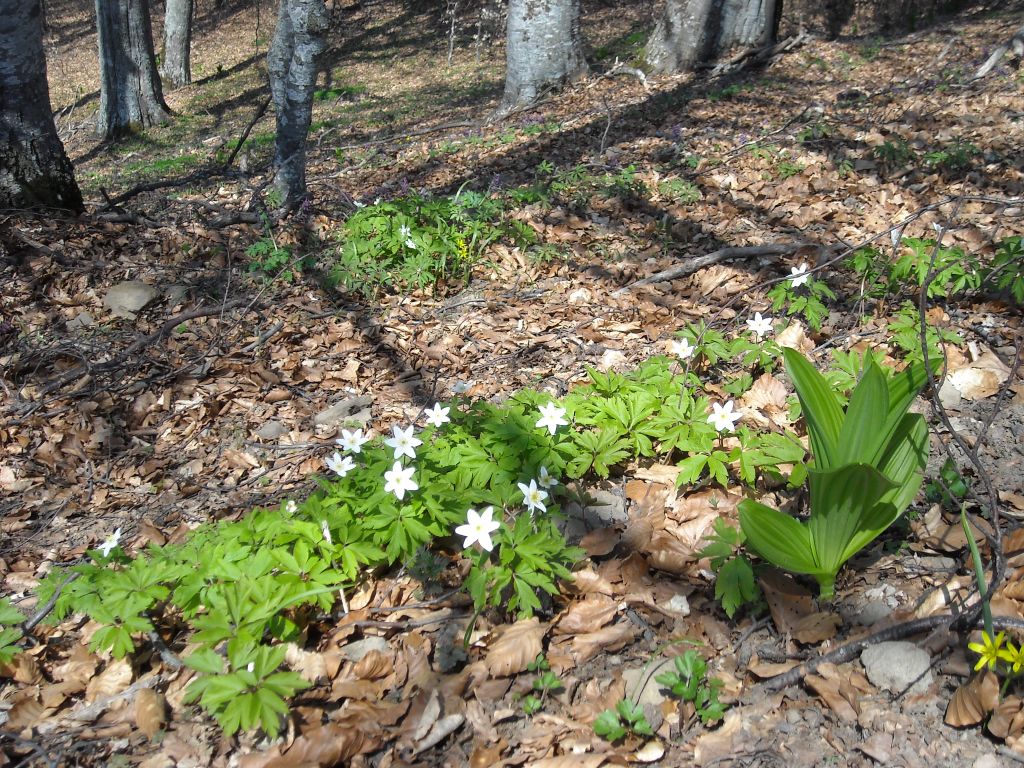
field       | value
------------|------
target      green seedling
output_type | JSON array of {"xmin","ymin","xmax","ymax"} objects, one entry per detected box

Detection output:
[
  {"xmin": 593, "ymin": 699, "xmax": 654, "ymax": 742},
  {"xmin": 654, "ymin": 650, "xmax": 727, "ymax": 724}
]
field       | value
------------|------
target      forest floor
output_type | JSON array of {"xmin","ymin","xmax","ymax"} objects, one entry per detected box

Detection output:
[{"xmin": 2, "ymin": 0, "xmax": 1024, "ymax": 765}]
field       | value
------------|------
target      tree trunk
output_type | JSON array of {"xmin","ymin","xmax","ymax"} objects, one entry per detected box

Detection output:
[
  {"xmin": 267, "ymin": 0, "xmax": 328, "ymax": 210},
  {"xmin": 0, "ymin": 0, "xmax": 83, "ymax": 212},
  {"xmin": 161, "ymin": 0, "xmax": 194, "ymax": 88},
  {"xmin": 95, "ymin": 0, "xmax": 171, "ymax": 138},
  {"xmin": 498, "ymin": 0, "xmax": 587, "ymax": 115},
  {"xmin": 645, "ymin": 0, "xmax": 777, "ymax": 74}
]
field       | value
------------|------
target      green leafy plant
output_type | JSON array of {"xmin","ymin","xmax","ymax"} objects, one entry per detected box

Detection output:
[
  {"xmin": 0, "ymin": 598, "xmax": 25, "ymax": 664},
  {"xmin": 767, "ymin": 270, "xmax": 836, "ymax": 330},
  {"xmin": 873, "ymin": 138, "xmax": 914, "ymax": 170},
  {"xmin": 986, "ymin": 236, "xmax": 1024, "ymax": 305},
  {"xmin": 245, "ymin": 237, "xmax": 309, "ymax": 283},
  {"xmin": 657, "ymin": 177, "xmax": 702, "ymax": 204},
  {"xmin": 887, "ymin": 302, "xmax": 962, "ymax": 368},
  {"xmin": 655, "ymin": 650, "xmax": 727, "ymax": 724},
  {"xmin": 700, "ymin": 518, "xmax": 761, "ymax": 618},
  {"xmin": 330, "ymin": 190, "xmax": 533, "ymax": 297},
  {"xmin": 776, "ymin": 159, "xmax": 805, "ymax": 179},
  {"xmin": 522, "ymin": 654, "xmax": 563, "ymax": 715},
  {"xmin": 739, "ymin": 348, "xmax": 929, "ymax": 598},
  {"xmin": 593, "ymin": 699, "xmax": 654, "ymax": 742}
]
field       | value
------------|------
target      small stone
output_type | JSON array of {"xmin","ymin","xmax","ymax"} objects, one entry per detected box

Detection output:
[
  {"xmin": 861, "ymin": 641, "xmax": 933, "ymax": 695},
  {"xmin": 104, "ymin": 280, "xmax": 159, "ymax": 319},
  {"xmin": 313, "ymin": 394, "xmax": 374, "ymax": 427},
  {"xmin": 582, "ymin": 488, "xmax": 627, "ymax": 526},
  {"xmin": 67, "ymin": 311, "xmax": 94, "ymax": 330},
  {"xmin": 972, "ymin": 754, "xmax": 1002, "ymax": 768},
  {"xmin": 667, "ymin": 594, "xmax": 691, "ymax": 617},
  {"xmin": 255, "ymin": 421, "xmax": 287, "ymax": 440},
  {"xmin": 341, "ymin": 637, "xmax": 389, "ymax": 662}
]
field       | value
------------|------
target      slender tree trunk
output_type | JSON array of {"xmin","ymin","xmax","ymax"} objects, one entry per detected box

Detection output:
[
  {"xmin": 267, "ymin": 0, "xmax": 328, "ymax": 210},
  {"xmin": 498, "ymin": 0, "xmax": 587, "ymax": 115},
  {"xmin": 0, "ymin": 0, "xmax": 83, "ymax": 211},
  {"xmin": 645, "ymin": 0, "xmax": 777, "ymax": 74},
  {"xmin": 95, "ymin": 0, "xmax": 171, "ymax": 138},
  {"xmin": 161, "ymin": 0, "xmax": 194, "ymax": 88}
]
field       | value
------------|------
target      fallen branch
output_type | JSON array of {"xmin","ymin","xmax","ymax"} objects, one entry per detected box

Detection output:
[
  {"xmin": 710, "ymin": 31, "xmax": 811, "ymax": 77},
  {"xmin": 763, "ymin": 614, "xmax": 1024, "ymax": 692},
  {"xmin": 614, "ymin": 243, "xmax": 811, "ymax": 295},
  {"xmin": 974, "ymin": 23, "xmax": 1024, "ymax": 79}
]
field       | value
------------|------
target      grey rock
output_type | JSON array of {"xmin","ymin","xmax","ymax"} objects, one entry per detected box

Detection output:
[
  {"xmin": 582, "ymin": 488, "xmax": 627, "ymax": 526},
  {"xmin": 165, "ymin": 284, "xmax": 189, "ymax": 306},
  {"xmin": 623, "ymin": 659, "xmax": 674, "ymax": 710},
  {"xmin": 255, "ymin": 421, "xmax": 288, "ymax": 440},
  {"xmin": 103, "ymin": 280, "xmax": 159, "ymax": 319},
  {"xmin": 861, "ymin": 641, "xmax": 933, "ymax": 695},
  {"xmin": 67, "ymin": 311, "xmax": 94, "ymax": 330},
  {"xmin": 667, "ymin": 594, "xmax": 691, "ymax": 617},
  {"xmin": 313, "ymin": 394, "xmax": 374, "ymax": 427},
  {"xmin": 845, "ymin": 600, "xmax": 892, "ymax": 627},
  {"xmin": 341, "ymin": 637, "xmax": 389, "ymax": 662}
]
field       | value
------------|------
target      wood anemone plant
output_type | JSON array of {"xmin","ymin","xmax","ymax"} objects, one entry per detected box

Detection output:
[{"xmin": 739, "ymin": 348, "xmax": 930, "ymax": 599}]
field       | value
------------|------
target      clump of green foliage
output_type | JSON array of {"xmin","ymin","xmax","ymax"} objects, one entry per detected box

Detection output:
[{"xmin": 329, "ymin": 189, "xmax": 535, "ymax": 297}]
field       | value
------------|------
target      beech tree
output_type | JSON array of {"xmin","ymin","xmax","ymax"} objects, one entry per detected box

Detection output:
[
  {"xmin": 267, "ymin": 0, "xmax": 329, "ymax": 209},
  {"xmin": 497, "ymin": 0, "xmax": 587, "ymax": 115},
  {"xmin": 161, "ymin": 0, "xmax": 194, "ymax": 88},
  {"xmin": 0, "ymin": 0, "xmax": 83, "ymax": 212},
  {"xmin": 95, "ymin": 0, "xmax": 171, "ymax": 138},
  {"xmin": 645, "ymin": 0, "xmax": 778, "ymax": 74}
]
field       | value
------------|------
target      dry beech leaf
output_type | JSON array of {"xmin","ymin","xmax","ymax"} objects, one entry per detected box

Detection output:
[
  {"xmin": 353, "ymin": 649, "xmax": 394, "ymax": 680},
  {"xmin": 988, "ymin": 695, "xmax": 1024, "ymax": 739},
  {"xmin": 237, "ymin": 724, "xmax": 377, "ymax": 767},
  {"xmin": 571, "ymin": 621, "xmax": 637, "ymax": 664},
  {"xmin": 0, "ymin": 653, "xmax": 43, "ymax": 685},
  {"xmin": 86, "ymin": 658, "xmax": 133, "ymax": 702},
  {"xmin": 554, "ymin": 594, "xmax": 619, "ymax": 635},
  {"xmin": 284, "ymin": 643, "xmax": 328, "ymax": 682},
  {"xmin": 747, "ymin": 660, "xmax": 799, "ymax": 678},
  {"xmin": 759, "ymin": 568, "xmax": 815, "ymax": 636},
  {"xmin": 526, "ymin": 756, "xmax": 607, "ymax": 768},
  {"xmin": 568, "ymin": 568, "xmax": 615, "ymax": 596},
  {"xmin": 134, "ymin": 688, "xmax": 167, "ymax": 739},
  {"xmin": 792, "ymin": 611, "xmax": 842, "ymax": 644},
  {"xmin": 470, "ymin": 740, "xmax": 506, "ymax": 768},
  {"xmin": 946, "ymin": 671, "xmax": 1000, "ymax": 726},
  {"xmin": 804, "ymin": 674, "xmax": 858, "ymax": 722},
  {"xmin": 485, "ymin": 617, "xmax": 545, "ymax": 677},
  {"xmin": 580, "ymin": 527, "xmax": 619, "ymax": 557},
  {"xmin": 634, "ymin": 740, "xmax": 666, "ymax": 762}
]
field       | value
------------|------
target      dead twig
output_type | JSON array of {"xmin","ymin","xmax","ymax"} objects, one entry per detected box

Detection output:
[
  {"xmin": 614, "ymin": 244, "xmax": 813, "ymax": 294},
  {"xmin": 764, "ymin": 614, "xmax": 1024, "ymax": 692}
]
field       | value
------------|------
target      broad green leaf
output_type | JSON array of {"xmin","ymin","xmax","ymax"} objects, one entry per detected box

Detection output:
[
  {"xmin": 806, "ymin": 463, "xmax": 895, "ymax": 590},
  {"xmin": 783, "ymin": 349, "xmax": 843, "ymax": 469},
  {"xmin": 738, "ymin": 499, "xmax": 817, "ymax": 576},
  {"xmin": 714, "ymin": 557, "xmax": 759, "ymax": 618},
  {"xmin": 836, "ymin": 359, "xmax": 889, "ymax": 465}
]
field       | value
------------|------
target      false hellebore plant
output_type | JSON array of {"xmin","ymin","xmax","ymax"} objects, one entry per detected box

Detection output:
[{"xmin": 739, "ymin": 348, "xmax": 929, "ymax": 598}]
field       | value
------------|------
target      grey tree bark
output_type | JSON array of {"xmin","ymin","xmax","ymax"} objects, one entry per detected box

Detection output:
[
  {"xmin": 96, "ymin": 0, "xmax": 171, "ymax": 138},
  {"xmin": 645, "ymin": 0, "xmax": 777, "ymax": 74},
  {"xmin": 161, "ymin": 0, "xmax": 194, "ymax": 88},
  {"xmin": 0, "ymin": 0, "xmax": 83, "ymax": 212},
  {"xmin": 267, "ymin": 0, "xmax": 328, "ymax": 209},
  {"xmin": 498, "ymin": 0, "xmax": 587, "ymax": 115}
]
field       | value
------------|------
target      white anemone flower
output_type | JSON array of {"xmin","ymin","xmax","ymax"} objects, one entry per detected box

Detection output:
[
  {"xmin": 455, "ymin": 506, "xmax": 501, "ymax": 551},
  {"xmin": 708, "ymin": 401, "xmax": 742, "ymax": 432},
  {"xmin": 746, "ymin": 312, "xmax": 773, "ymax": 337},
  {"xmin": 537, "ymin": 465, "xmax": 557, "ymax": 489},
  {"xmin": 98, "ymin": 528, "xmax": 122, "ymax": 557},
  {"xmin": 424, "ymin": 403, "xmax": 451, "ymax": 428},
  {"xmin": 326, "ymin": 452, "xmax": 356, "ymax": 478},
  {"xmin": 536, "ymin": 402, "xmax": 568, "ymax": 436},
  {"xmin": 384, "ymin": 424, "xmax": 423, "ymax": 460},
  {"xmin": 384, "ymin": 462, "xmax": 418, "ymax": 500},
  {"xmin": 337, "ymin": 428, "xmax": 371, "ymax": 454},
  {"xmin": 670, "ymin": 338, "xmax": 695, "ymax": 360},
  {"xmin": 519, "ymin": 479, "xmax": 549, "ymax": 514},
  {"xmin": 789, "ymin": 262, "xmax": 810, "ymax": 288}
]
